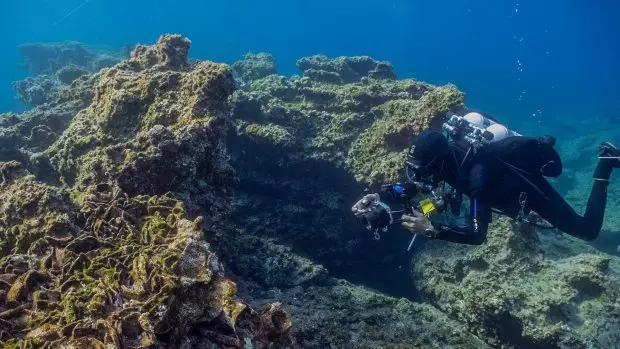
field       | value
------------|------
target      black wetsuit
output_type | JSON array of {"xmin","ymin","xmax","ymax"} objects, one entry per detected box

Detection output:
[{"xmin": 429, "ymin": 142, "xmax": 613, "ymax": 245}]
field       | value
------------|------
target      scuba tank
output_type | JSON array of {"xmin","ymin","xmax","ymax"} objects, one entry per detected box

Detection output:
[
  {"xmin": 443, "ymin": 111, "xmax": 561, "ymax": 177},
  {"xmin": 462, "ymin": 112, "xmax": 522, "ymax": 142},
  {"xmin": 443, "ymin": 112, "xmax": 522, "ymax": 147}
]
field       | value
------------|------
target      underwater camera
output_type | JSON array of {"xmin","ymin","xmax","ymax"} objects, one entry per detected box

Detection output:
[{"xmin": 360, "ymin": 182, "xmax": 450, "ymax": 250}]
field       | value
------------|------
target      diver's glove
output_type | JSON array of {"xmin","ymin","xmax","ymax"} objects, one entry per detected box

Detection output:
[{"xmin": 351, "ymin": 193, "xmax": 380, "ymax": 217}]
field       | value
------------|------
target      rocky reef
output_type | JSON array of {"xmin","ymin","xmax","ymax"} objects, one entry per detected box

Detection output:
[
  {"xmin": 225, "ymin": 52, "xmax": 620, "ymax": 349},
  {"xmin": 0, "ymin": 165, "xmax": 290, "ymax": 348},
  {"xmin": 0, "ymin": 35, "xmax": 291, "ymax": 348},
  {"xmin": 413, "ymin": 218, "xmax": 620, "ymax": 348},
  {"xmin": 13, "ymin": 42, "xmax": 124, "ymax": 107},
  {"xmin": 228, "ymin": 52, "xmax": 464, "ymax": 297},
  {"xmin": 1, "ymin": 34, "xmax": 619, "ymax": 349}
]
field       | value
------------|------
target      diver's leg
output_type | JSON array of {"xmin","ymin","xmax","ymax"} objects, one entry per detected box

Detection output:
[
  {"xmin": 528, "ymin": 143, "xmax": 617, "ymax": 241},
  {"xmin": 526, "ymin": 178, "xmax": 593, "ymax": 239}
]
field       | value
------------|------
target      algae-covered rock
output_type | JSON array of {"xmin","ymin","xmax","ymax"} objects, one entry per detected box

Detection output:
[
  {"xmin": 41, "ymin": 34, "xmax": 236, "ymax": 215},
  {"xmin": 232, "ymin": 52, "xmax": 277, "ymax": 86},
  {"xmin": 231, "ymin": 53, "xmax": 463, "ymax": 185},
  {"xmin": 238, "ymin": 278, "xmax": 489, "ymax": 349},
  {"xmin": 0, "ymin": 171, "xmax": 291, "ymax": 347},
  {"xmin": 1, "ymin": 73, "xmax": 98, "ymax": 171},
  {"xmin": 14, "ymin": 42, "xmax": 123, "ymax": 107},
  {"xmin": 227, "ymin": 53, "xmax": 464, "ymax": 295},
  {"xmin": 11, "ymin": 75, "xmax": 63, "ymax": 107},
  {"xmin": 296, "ymin": 55, "xmax": 397, "ymax": 83},
  {"xmin": 1, "ymin": 35, "xmax": 291, "ymax": 348},
  {"xmin": 412, "ymin": 217, "xmax": 620, "ymax": 348}
]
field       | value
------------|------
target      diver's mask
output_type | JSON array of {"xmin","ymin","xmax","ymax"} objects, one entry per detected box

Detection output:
[{"xmin": 405, "ymin": 147, "xmax": 443, "ymax": 188}]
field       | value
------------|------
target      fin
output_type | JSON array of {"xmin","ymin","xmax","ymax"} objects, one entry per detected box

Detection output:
[{"xmin": 599, "ymin": 142, "xmax": 620, "ymax": 168}]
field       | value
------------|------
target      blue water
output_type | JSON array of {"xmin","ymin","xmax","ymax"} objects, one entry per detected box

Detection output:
[{"xmin": 1, "ymin": 0, "xmax": 618, "ymax": 134}]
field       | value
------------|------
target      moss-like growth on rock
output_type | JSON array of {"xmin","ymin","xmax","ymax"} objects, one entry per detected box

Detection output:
[
  {"xmin": 231, "ymin": 54, "xmax": 464, "ymax": 185},
  {"xmin": 413, "ymin": 217, "xmax": 620, "ymax": 348},
  {"xmin": 0, "ymin": 36, "xmax": 291, "ymax": 348},
  {"xmin": 0, "ymin": 165, "xmax": 291, "ymax": 348}
]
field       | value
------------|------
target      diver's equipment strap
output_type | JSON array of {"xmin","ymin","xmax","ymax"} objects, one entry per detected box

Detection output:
[
  {"xmin": 517, "ymin": 192, "xmax": 528, "ymax": 223},
  {"xmin": 406, "ymin": 235, "xmax": 417, "ymax": 252}
]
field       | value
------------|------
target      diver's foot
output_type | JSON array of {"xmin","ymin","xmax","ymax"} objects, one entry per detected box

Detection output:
[{"xmin": 599, "ymin": 142, "xmax": 620, "ymax": 168}]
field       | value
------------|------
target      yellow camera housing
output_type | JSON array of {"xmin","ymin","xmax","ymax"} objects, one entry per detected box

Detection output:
[{"xmin": 418, "ymin": 198, "xmax": 437, "ymax": 217}]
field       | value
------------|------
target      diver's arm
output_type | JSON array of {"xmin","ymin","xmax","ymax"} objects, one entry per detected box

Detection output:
[{"xmin": 432, "ymin": 197, "xmax": 491, "ymax": 245}]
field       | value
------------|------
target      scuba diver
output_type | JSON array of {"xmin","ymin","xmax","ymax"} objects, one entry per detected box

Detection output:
[{"xmin": 352, "ymin": 112, "xmax": 620, "ymax": 246}]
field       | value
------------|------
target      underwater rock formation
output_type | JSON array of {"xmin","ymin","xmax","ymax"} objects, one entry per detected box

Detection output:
[
  {"xmin": 1, "ymin": 74, "xmax": 98, "ymax": 168},
  {"xmin": 0, "ymin": 35, "xmax": 291, "ymax": 348},
  {"xmin": 2, "ymin": 35, "xmax": 619, "ymax": 349},
  {"xmin": 232, "ymin": 54, "xmax": 463, "ymax": 185},
  {"xmin": 11, "ymin": 75, "xmax": 63, "ymax": 107},
  {"xmin": 38, "ymin": 34, "xmax": 236, "ymax": 217},
  {"xmin": 0, "ymin": 163, "xmax": 291, "ymax": 348},
  {"xmin": 296, "ymin": 55, "xmax": 397, "ymax": 84},
  {"xmin": 13, "ymin": 42, "xmax": 123, "ymax": 107},
  {"xmin": 228, "ymin": 52, "xmax": 464, "ymax": 294},
  {"xmin": 227, "ymin": 52, "xmax": 620, "ymax": 349},
  {"xmin": 18, "ymin": 41, "xmax": 122, "ymax": 75},
  {"xmin": 413, "ymin": 217, "xmax": 620, "ymax": 349},
  {"xmin": 237, "ymin": 277, "xmax": 489, "ymax": 349},
  {"xmin": 232, "ymin": 53, "xmax": 277, "ymax": 87}
]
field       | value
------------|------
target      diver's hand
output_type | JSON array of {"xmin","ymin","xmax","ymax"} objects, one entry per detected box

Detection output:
[
  {"xmin": 351, "ymin": 193, "xmax": 380, "ymax": 217},
  {"xmin": 401, "ymin": 211, "xmax": 433, "ymax": 235}
]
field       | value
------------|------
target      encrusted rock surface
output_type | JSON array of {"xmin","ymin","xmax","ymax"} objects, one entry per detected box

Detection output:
[
  {"xmin": 232, "ymin": 53, "xmax": 277, "ymax": 87},
  {"xmin": 2, "ymin": 37, "xmax": 619, "ymax": 349},
  {"xmin": 0, "ymin": 164, "xmax": 290, "ymax": 348},
  {"xmin": 1, "ymin": 74, "xmax": 98, "ymax": 167},
  {"xmin": 13, "ymin": 42, "xmax": 123, "ymax": 107},
  {"xmin": 296, "ymin": 55, "xmax": 397, "ymax": 84},
  {"xmin": 413, "ymin": 217, "xmax": 620, "ymax": 349},
  {"xmin": 0, "ymin": 35, "xmax": 291, "ymax": 348},
  {"xmin": 227, "ymin": 53, "xmax": 620, "ymax": 349},
  {"xmin": 39, "ymin": 34, "xmax": 236, "ymax": 218},
  {"xmin": 227, "ymin": 53, "xmax": 464, "ymax": 297},
  {"xmin": 237, "ymin": 277, "xmax": 489, "ymax": 349}
]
